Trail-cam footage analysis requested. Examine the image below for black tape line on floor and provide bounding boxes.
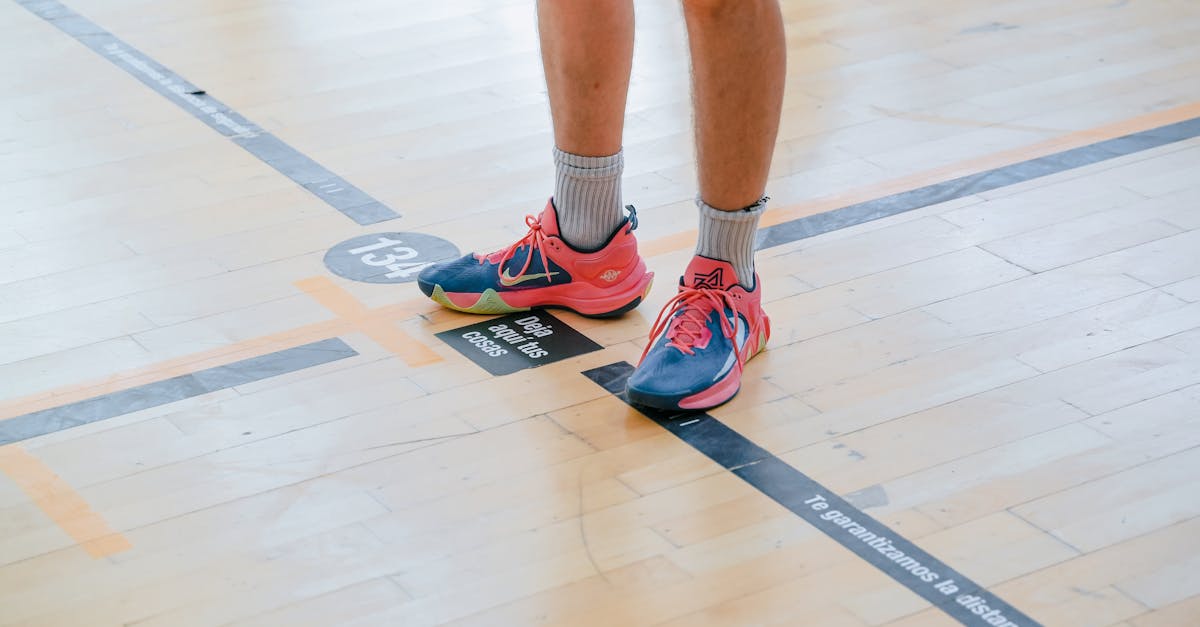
[0,338,359,446]
[755,117,1200,250]
[16,0,400,226]
[583,362,1043,627]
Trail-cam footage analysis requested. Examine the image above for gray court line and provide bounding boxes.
[755,116,1200,250]
[15,0,400,225]
[0,338,358,446]
[584,362,1040,627]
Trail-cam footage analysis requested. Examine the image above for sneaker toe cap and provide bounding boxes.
[629,346,711,395]
[418,255,491,293]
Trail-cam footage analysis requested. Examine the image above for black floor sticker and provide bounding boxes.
[439,311,601,376]
[324,233,460,284]
[582,362,1043,627]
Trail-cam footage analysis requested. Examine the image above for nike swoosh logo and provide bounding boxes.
[727,314,748,349]
[500,269,560,286]
[713,315,749,382]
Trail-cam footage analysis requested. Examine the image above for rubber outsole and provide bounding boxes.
[626,387,724,413]
[418,278,652,318]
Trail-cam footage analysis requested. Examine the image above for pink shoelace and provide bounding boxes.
[640,286,743,364]
[494,214,553,284]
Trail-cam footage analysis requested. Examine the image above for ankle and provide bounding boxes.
[553,147,626,250]
[694,196,765,287]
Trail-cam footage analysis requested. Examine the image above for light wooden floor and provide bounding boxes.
[2,0,1200,625]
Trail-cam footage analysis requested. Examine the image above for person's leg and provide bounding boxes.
[417,1,652,317]
[538,0,633,158]
[626,0,785,411]
[539,0,634,250]
[687,0,785,211]
[685,0,786,286]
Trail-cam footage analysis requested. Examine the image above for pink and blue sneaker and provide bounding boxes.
[626,256,770,411]
[417,199,654,317]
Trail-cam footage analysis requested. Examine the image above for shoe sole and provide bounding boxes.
[420,275,654,319]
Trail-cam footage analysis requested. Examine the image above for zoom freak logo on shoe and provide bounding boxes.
[692,268,725,289]
[499,269,561,286]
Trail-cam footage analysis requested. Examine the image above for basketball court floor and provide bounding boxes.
[2,0,1199,625]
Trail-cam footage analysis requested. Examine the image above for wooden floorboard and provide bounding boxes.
[2,0,1199,625]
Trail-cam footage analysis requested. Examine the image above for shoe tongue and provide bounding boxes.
[540,198,563,237]
[682,256,739,290]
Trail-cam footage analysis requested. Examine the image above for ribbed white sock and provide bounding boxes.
[695,196,766,288]
[553,147,626,250]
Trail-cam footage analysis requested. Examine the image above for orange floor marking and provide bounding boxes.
[296,277,443,367]
[0,298,433,422]
[0,445,132,558]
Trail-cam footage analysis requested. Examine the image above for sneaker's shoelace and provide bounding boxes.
[639,287,743,364]
[495,214,553,284]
